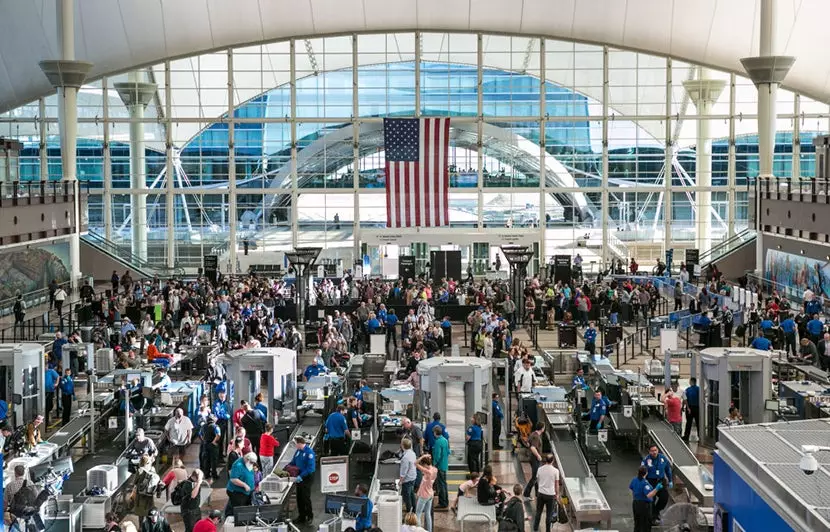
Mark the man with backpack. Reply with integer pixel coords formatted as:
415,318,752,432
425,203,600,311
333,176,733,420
13,295,25,334
498,484,526,532
171,469,203,532
5,465,36,518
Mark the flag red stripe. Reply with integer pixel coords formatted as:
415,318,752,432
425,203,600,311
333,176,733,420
432,118,440,227
423,119,432,227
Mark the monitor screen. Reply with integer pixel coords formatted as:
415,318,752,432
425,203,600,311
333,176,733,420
233,505,281,526
764,399,780,411
343,495,369,517
324,494,348,515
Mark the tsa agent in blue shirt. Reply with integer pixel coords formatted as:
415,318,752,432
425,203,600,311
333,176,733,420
760,317,774,332
52,333,68,368
353,484,373,531
641,445,673,521
781,314,798,356
424,412,449,452
750,332,772,351
630,466,661,530
589,391,608,432
304,355,328,381
807,315,825,340
289,436,317,524
492,393,505,449
325,405,351,456
59,369,75,426
584,323,598,355
213,389,232,454
465,416,484,474
44,367,60,425
572,369,588,390
385,311,399,349
682,377,700,442
366,314,381,334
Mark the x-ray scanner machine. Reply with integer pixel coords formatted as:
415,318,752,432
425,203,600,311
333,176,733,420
219,347,298,423
698,347,773,445
418,356,492,468
0,343,46,428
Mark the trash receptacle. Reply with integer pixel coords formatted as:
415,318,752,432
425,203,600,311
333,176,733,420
650,317,667,337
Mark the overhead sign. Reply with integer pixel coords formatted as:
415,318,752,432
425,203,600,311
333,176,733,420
320,456,349,493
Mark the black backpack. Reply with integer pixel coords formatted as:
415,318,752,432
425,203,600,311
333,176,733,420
11,480,39,516
171,481,189,506
13,301,23,315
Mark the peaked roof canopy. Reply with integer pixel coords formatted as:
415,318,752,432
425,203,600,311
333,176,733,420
0,0,824,114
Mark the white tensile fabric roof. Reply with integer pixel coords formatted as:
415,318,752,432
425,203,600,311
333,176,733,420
0,0,825,147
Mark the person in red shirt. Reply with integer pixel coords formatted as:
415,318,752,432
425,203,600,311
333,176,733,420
664,388,683,435
232,400,249,427
259,423,280,475
193,510,223,532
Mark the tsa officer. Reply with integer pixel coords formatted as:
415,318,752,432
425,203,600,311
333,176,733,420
465,415,483,474
588,390,607,432
492,393,504,450
750,330,773,351
630,465,662,532
325,404,351,456
212,386,231,456
572,368,587,390
780,313,797,357
583,322,598,355
641,444,673,524
288,436,317,524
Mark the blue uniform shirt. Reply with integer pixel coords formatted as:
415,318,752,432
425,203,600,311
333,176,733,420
355,496,373,531
213,400,230,420
53,338,68,362
366,318,380,334
424,421,449,449
641,453,673,482
254,403,268,421
466,424,483,441
584,328,597,343
289,446,317,480
684,385,699,407
304,363,327,380
377,309,387,323
493,400,504,420
386,314,398,327
572,375,587,389
354,385,371,403
781,318,796,334
807,319,824,336
750,336,772,350
200,423,220,441
44,368,59,391
326,412,349,439
760,319,774,331
629,477,655,502
806,300,822,316
590,398,608,421
59,375,75,396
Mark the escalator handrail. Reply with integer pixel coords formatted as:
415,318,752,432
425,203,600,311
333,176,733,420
698,228,755,264
83,230,185,277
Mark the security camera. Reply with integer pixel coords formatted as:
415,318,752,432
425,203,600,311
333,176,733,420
801,453,819,475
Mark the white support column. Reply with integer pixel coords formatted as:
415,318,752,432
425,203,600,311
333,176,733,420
727,74,737,238
476,33,484,229
165,62,175,268
415,32,421,119
740,0,795,274
663,58,673,255
227,49,237,272
793,94,801,180
352,34,360,263
601,46,610,267
289,40,298,250
38,98,48,182
102,78,113,242
39,0,93,294
684,68,726,255
539,38,547,267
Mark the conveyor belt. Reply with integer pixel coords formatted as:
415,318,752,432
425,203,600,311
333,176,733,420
549,428,590,478
643,419,698,467
48,414,93,450
609,411,638,434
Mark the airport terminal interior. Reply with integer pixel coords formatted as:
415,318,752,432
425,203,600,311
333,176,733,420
3,1,830,532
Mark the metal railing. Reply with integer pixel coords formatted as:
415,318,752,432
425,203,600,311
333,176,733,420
0,299,92,343
0,281,71,319
759,176,830,202
82,230,185,278
0,180,75,201
697,228,756,267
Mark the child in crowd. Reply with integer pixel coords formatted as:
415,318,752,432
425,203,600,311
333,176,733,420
451,472,480,513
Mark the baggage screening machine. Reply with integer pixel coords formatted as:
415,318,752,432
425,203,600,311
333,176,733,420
0,343,46,428
698,347,773,444
417,357,492,468
219,347,298,424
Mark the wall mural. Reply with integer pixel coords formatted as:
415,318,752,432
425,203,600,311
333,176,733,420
765,249,830,299
0,243,70,301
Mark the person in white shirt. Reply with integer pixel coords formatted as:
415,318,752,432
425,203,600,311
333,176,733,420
533,454,560,532
164,408,193,459
514,358,536,394
54,287,67,316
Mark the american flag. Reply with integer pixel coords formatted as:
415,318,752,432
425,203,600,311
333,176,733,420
384,118,450,228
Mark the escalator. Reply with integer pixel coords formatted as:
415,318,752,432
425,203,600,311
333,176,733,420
81,230,185,279
697,228,756,278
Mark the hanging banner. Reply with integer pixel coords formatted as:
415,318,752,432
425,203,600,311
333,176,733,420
320,456,349,493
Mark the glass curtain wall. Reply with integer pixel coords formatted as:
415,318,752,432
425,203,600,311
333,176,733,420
1,32,829,271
